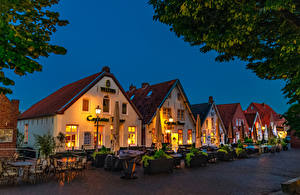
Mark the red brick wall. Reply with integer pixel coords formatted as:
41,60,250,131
232,104,250,141
0,94,19,157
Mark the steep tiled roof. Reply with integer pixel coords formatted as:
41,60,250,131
217,103,240,130
127,80,177,124
244,113,257,129
246,103,278,127
19,70,142,120
191,103,212,125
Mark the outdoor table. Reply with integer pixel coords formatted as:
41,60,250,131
169,153,182,168
8,161,33,181
118,150,144,179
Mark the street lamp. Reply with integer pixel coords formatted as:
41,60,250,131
95,105,101,151
168,118,174,123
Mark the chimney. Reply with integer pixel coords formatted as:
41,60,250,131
142,82,149,89
102,66,110,73
129,84,136,91
208,96,214,104
262,103,265,108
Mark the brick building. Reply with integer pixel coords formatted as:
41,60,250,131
217,103,250,143
0,94,19,157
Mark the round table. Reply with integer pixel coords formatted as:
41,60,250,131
8,161,33,180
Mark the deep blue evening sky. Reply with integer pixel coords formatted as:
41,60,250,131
6,0,288,114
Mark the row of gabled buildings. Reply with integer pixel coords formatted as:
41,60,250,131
15,67,288,150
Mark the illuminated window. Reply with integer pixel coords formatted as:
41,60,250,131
65,125,78,149
187,129,193,144
94,126,103,147
177,109,185,121
164,130,171,143
84,132,91,145
82,99,89,112
122,103,127,114
103,96,110,113
163,108,171,119
24,124,28,144
128,127,136,145
0,129,13,143
152,128,155,142
178,129,183,145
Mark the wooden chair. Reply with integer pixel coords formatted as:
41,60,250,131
30,159,45,184
0,161,18,184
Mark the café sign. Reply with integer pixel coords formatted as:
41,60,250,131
101,80,116,94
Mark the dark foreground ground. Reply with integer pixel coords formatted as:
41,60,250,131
1,149,300,195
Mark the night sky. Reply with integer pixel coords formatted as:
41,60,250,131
5,0,288,114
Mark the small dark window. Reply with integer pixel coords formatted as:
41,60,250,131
122,103,127,114
84,132,91,145
103,97,110,113
82,99,89,111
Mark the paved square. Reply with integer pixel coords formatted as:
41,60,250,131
1,149,300,195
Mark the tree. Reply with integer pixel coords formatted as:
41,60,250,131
284,104,300,137
149,0,300,134
0,0,68,94
34,134,56,158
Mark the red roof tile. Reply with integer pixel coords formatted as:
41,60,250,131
246,103,278,127
216,103,240,131
19,70,142,120
127,80,177,124
244,113,257,129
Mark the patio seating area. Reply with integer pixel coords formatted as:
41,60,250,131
0,152,87,186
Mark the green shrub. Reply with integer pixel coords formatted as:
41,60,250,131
201,151,208,156
220,145,232,152
244,137,253,144
185,152,195,167
218,149,228,154
142,150,172,167
91,146,111,159
235,148,243,157
281,140,287,148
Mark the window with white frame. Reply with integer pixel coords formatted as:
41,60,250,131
103,96,110,113
177,109,185,121
84,132,91,145
122,103,127,115
163,108,171,119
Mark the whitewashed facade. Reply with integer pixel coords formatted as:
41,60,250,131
144,83,196,147
18,72,142,150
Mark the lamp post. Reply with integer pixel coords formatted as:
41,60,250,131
95,105,101,152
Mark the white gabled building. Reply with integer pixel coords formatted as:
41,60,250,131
127,80,196,147
191,97,226,147
18,67,143,150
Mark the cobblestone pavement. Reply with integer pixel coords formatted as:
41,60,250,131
1,149,300,195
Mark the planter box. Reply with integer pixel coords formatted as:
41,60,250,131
217,151,234,161
143,158,174,174
185,155,208,168
94,154,108,168
237,151,248,159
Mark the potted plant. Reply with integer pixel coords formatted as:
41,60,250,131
235,147,247,159
185,147,208,168
217,145,234,161
34,134,56,159
142,150,173,174
92,146,112,168
56,132,66,152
